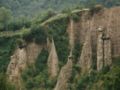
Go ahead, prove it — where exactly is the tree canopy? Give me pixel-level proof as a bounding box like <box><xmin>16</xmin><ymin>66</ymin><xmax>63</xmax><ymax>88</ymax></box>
<box><xmin>0</xmin><ymin>7</ymin><xmax>12</xmax><ymax>31</ymax></box>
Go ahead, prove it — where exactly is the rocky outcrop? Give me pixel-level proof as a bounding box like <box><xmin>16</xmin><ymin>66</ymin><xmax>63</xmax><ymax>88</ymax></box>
<box><xmin>78</xmin><ymin>30</ymin><xmax>92</xmax><ymax>74</ymax></box>
<box><xmin>54</xmin><ymin>54</ymin><xmax>73</xmax><ymax>90</ymax></box>
<box><xmin>47</xmin><ymin>39</ymin><xmax>59</xmax><ymax>78</ymax></box>
<box><xmin>7</xmin><ymin>42</ymin><xmax>43</xmax><ymax>89</ymax></box>
<box><xmin>97</xmin><ymin>27</ymin><xmax>112</xmax><ymax>71</ymax></box>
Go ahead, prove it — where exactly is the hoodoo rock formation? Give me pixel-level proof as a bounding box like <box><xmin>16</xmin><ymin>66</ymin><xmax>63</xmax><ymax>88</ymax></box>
<box><xmin>97</xmin><ymin>27</ymin><xmax>112</xmax><ymax>71</ymax></box>
<box><xmin>54</xmin><ymin>54</ymin><xmax>73</xmax><ymax>90</ymax></box>
<box><xmin>47</xmin><ymin>39</ymin><xmax>59</xmax><ymax>78</ymax></box>
<box><xmin>97</xmin><ymin>27</ymin><xmax>104</xmax><ymax>71</ymax></box>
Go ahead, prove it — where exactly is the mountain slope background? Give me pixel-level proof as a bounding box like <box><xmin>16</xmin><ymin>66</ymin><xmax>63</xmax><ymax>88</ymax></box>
<box><xmin>0</xmin><ymin>0</ymin><xmax>120</xmax><ymax>17</ymax></box>
<box><xmin>0</xmin><ymin>0</ymin><xmax>86</xmax><ymax>17</ymax></box>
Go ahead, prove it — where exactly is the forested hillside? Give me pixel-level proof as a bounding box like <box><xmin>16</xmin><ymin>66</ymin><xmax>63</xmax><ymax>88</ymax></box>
<box><xmin>0</xmin><ymin>0</ymin><xmax>84</xmax><ymax>17</ymax></box>
<box><xmin>0</xmin><ymin>0</ymin><xmax>120</xmax><ymax>17</ymax></box>
<box><xmin>0</xmin><ymin>0</ymin><xmax>119</xmax><ymax>32</ymax></box>
<box><xmin>0</xmin><ymin>0</ymin><xmax>120</xmax><ymax>90</ymax></box>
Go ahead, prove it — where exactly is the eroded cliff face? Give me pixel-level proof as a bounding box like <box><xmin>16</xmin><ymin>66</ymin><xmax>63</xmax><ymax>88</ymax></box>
<box><xmin>51</xmin><ymin>7</ymin><xmax>120</xmax><ymax>89</ymax></box>
<box><xmin>47</xmin><ymin>39</ymin><xmax>59</xmax><ymax>78</ymax></box>
<box><xmin>67</xmin><ymin>7</ymin><xmax>120</xmax><ymax>73</ymax></box>
<box><xmin>7</xmin><ymin>42</ymin><xmax>43</xmax><ymax>89</ymax></box>
<box><xmin>74</xmin><ymin>7</ymin><xmax>120</xmax><ymax>57</ymax></box>
<box><xmin>67</xmin><ymin>19</ymin><xmax>75</xmax><ymax>51</ymax></box>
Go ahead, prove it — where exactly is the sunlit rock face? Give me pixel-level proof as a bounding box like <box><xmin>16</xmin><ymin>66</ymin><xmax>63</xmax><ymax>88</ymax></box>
<box><xmin>47</xmin><ymin>39</ymin><xmax>59</xmax><ymax>78</ymax></box>
<box><xmin>7</xmin><ymin>42</ymin><xmax>43</xmax><ymax>89</ymax></box>
<box><xmin>66</xmin><ymin>7</ymin><xmax>120</xmax><ymax>72</ymax></box>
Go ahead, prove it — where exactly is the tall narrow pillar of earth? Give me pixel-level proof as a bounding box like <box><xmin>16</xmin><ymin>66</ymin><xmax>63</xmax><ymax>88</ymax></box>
<box><xmin>97</xmin><ymin>27</ymin><xmax>104</xmax><ymax>71</ymax></box>
<box><xmin>47</xmin><ymin>39</ymin><xmax>59</xmax><ymax>78</ymax></box>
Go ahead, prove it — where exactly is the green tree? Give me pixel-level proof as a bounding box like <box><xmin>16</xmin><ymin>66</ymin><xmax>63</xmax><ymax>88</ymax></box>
<box><xmin>0</xmin><ymin>7</ymin><xmax>12</xmax><ymax>31</ymax></box>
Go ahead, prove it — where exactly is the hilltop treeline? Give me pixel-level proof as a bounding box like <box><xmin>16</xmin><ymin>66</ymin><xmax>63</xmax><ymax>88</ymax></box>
<box><xmin>0</xmin><ymin>0</ymin><xmax>119</xmax><ymax>17</ymax></box>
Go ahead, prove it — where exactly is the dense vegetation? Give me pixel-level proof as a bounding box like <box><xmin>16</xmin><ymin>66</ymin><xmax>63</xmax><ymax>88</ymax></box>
<box><xmin>0</xmin><ymin>0</ymin><xmax>119</xmax><ymax>31</ymax></box>
<box><xmin>0</xmin><ymin>0</ymin><xmax>120</xmax><ymax>90</ymax></box>
<box><xmin>0</xmin><ymin>37</ymin><xmax>16</xmax><ymax>73</ymax></box>
<box><xmin>0</xmin><ymin>0</ymin><xmax>120</xmax><ymax>17</ymax></box>
<box><xmin>0</xmin><ymin>37</ymin><xmax>18</xmax><ymax>90</ymax></box>
<box><xmin>22</xmin><ymin>25</ymin><xmax>47</xmax><ymax>44</ymax></box>
<box><xmin>47</xmin><ymin>17</ymin><xmax>70</xmax><ymax>66</ymax></box>
<box><xmin>74</xmin><ymin>57</ymin><xmax>120</xmax><ymax>90</ymax></box>
<box><xmin>0</xmin><ymin>7</ymin><xmax>31</xmax><ymax>31</ymax></box>
<box><xmin>22</xmin><ymin>49</ymin><xmax>51</xmax><ymax>90</ymax></box>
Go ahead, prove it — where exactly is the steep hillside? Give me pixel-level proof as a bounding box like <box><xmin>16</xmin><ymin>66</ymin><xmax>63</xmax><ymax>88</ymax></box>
<box><xmin>0</xmin><ymin>6</ymin><xmax>120</xmax><ymax>90</ymax></box>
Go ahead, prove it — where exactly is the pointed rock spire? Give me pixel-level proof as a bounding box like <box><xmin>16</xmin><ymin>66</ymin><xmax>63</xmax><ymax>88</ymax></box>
<box><xmin>47</xmin><ymin>39</ymin><xmax>59</xmax><ymax>78</ymax></box>
<box><xmin>97</xmin><ymin>27</ymin><xmax>104</xmax><ymax>71</ymax></box>
<box><xmin>97</xmin><ymin>27</ymin><xmax>112</xmax><ymax>71</ymax></box>
<box><xmin>54</xmin><ymin>54</ymin><xmax>73</xmax><ymax>90</ymax></box>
